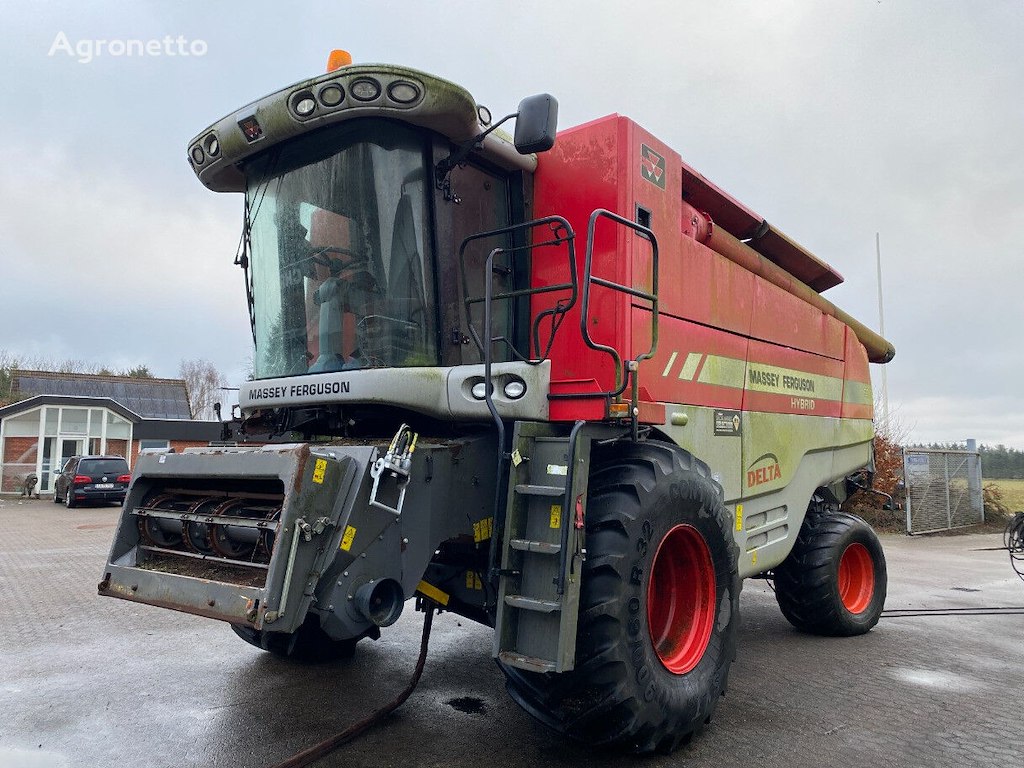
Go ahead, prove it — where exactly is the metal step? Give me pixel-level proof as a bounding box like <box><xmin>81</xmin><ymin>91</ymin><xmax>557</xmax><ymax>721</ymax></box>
<box><xmin>513</xmin><ymin>483</ymin><xmax>565</xmax><ymax>497</ymax></box>
<box><xmin>509</xmin><ymin>538</ymin><xmax>561</xmax><ymax>554</ymax></box>
<box><xmin>493</xmin><ymin>422</ymin><xmax>592</xmax><ymax>674</ymax></box>
<box><xmin>505</xmin><ymin>595</ymin><xmax>562</xmax><ymax>613</ymax></box>
<box><xmin>497</xmin><ymin>651</ymin><xmax>557</xmax><ymax>673</ymax></box>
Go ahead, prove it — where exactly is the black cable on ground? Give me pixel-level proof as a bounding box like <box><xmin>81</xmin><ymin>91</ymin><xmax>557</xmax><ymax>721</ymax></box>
<box><xmin>884</xmin><ymin>514</ymin><xmax>1024</xmax><ymax>616</ymax></box>
<box><xmin>881</xmin><ymin>606</ymin><xmax>1024</xmax><ymax>618</ymax></box>
<box><xmin>757</xmin><ymin>574</ymin><xmax>1024</xmax><ymax>618</ymax></box>
<box><xmin>268</xmin><ymin>602</ymin><xmax>437</xmax><ymax>768</ymax></box>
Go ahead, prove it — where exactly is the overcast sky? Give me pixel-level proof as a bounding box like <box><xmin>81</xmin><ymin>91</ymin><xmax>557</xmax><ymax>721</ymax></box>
<box><xmin>1</xmin><ymin>0</ymin><xmax>1021</xmax><ymax>447</ymax></box>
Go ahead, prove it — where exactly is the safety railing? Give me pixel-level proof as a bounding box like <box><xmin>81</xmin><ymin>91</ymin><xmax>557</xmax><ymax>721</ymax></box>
<box><xmin>458</xmin><ymin>216</ymin><xmax>578</xmax><ymax>365</ymax></box>
<box><xmin>559</xmin><ymin>209</ymin><xmax>659</xmax><ymax>437</ymax></box>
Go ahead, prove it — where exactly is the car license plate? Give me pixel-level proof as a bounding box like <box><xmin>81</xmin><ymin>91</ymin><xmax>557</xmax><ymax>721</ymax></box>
<box><xmin>95</xmin><ymin>483</ymin><xmax>114</xmax><ymax>489</ymax></box>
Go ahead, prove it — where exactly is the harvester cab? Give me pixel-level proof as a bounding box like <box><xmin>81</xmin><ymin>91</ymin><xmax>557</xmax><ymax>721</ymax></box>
<box><xmin>100</xmin><ymin>51</ymin><xmax>894</xmax><ymax>753</ymax></box>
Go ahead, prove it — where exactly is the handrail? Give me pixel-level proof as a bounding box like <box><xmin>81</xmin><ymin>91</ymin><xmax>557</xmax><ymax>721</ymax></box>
<box><xmin>458</xmin><ymin>216</ymin><xmax>578</xmax><ymax>586</ymax></box>
<box><xmin>458</xmin><ymin>216</ymin><xmax>578</xmax><ymax>362</ymax></box>
<box><xmin>576</xmin><ymin>208</ymin><xmax>660</xmax><ymax>401</ymax></box>
<box><xmin>556</xmin><ymin>420</ymin><xmax>586</xmax><ymax>594</ymax></box>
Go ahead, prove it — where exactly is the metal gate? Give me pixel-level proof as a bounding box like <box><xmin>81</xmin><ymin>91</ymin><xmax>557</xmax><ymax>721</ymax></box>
<box><xmin>903</xmin><ymin>448</ymin><xmax>984</xmax><ymax>534</ymax></box>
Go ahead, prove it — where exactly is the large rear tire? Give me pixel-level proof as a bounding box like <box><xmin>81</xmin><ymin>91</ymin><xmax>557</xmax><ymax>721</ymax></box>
<box><xmin>773</xmin><ymin>511</ymin><xmax>886</xmax><ymax>636</ymax></box>
<box><xmin>500</xmin><ymin>441</ymin><xmax>740</xmax><ymax>754</ymax></box>
<box><xmin>231</xmin><ymin>613</ymin><xmax>359</xmax><ymax>662</ymax></box>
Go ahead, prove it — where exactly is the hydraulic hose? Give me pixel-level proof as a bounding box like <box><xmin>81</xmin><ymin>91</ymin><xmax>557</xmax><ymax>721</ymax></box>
<box><xmin>268</xmin><ymin>602</ymin><xmax>437</xmax><ymax>768</ymax></box>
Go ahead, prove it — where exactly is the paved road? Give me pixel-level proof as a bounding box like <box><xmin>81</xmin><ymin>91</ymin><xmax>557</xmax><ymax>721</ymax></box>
<box><xmin>1</xmin><ymin>498</ymin><xmax>1022</xmax><ymax>768</ymax></box>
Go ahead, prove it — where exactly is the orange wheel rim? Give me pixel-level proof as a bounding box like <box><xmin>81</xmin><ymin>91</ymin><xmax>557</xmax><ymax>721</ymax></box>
<box><xmin>647</xmin><ymin>524</ymin><xmax>716</xmax><ymax>675</ymax></box>
<box><xmin>838</xmin><ymin>542</ymin><xmax>875</xmax><ymax>614</ymax></box>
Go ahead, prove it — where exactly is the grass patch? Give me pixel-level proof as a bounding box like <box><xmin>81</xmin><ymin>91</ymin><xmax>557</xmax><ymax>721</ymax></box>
<box><xmin>987</xmin><ymin>478</ymin><xmax>1024</xmax><ymax>514</ymax></box>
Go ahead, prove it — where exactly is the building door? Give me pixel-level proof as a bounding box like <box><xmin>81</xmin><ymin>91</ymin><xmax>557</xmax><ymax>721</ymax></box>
<box><xmin>60</xmin><ymin>438</ymin><xmax>83</xmax><ymax>468</ymax></box>
<box><xmin>40</xmin><ymin>438</ymin><xmax>56</xmax><ymax>493</ymax></box>
<box><xmin>46</xmin><ymin>438</ymin><xmax>84</xmax><ymax>493</ymax></box>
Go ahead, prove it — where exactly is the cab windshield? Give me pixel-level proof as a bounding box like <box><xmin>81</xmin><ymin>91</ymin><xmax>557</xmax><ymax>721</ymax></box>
<box><xmin>245</xmin><ymin>120</ymin><xmax>436</xmax><ymax>379</ymax></box>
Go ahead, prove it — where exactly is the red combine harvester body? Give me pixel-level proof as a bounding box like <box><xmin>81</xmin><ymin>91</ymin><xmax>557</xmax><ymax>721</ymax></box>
<box><xmin>100</xmin><ymin>57</ymin><xmax>894</xmax><ymax>753</ymax></box>
<box><xmin>537</xmin><ymin>114</ymin><xmax>879</xmax><ymax>424</ymax></box>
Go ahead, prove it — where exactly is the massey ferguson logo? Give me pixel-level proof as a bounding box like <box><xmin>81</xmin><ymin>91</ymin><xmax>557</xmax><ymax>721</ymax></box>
<box><xmin>747</xmin><ymin>453</ymin><xmax>782</xmax><ymax>488</ymax></box>
<box><xmin>640</xmin><ymin>144</ymin><xmax>666</xmax><ymax>189</ymax></box>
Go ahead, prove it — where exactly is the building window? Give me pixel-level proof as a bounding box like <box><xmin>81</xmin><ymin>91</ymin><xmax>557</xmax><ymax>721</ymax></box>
<box><xmin>106</xmin><ymin>411</ymin><xmax>132</xmax><ymax>439</ymax></box>
<box><xmin>60</xmin><ymin>407</ymin><xmax>89</xmax><ymax>435</ymax></box>
<box><xmin>139</xmin><ymin>440</ymin><xmax>170</xmax><ymax>451</ymax></box>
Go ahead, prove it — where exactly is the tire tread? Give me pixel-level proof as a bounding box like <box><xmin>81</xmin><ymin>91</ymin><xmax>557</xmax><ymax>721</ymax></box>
<box><xmin>501</xmin><ymin>441</ymin><xmax>740</xmax><ymax>753</ymax></box>
<box><xmin>774</xmin><ymin>511</ymin><xmax>886</xmax><ymax>636</ymax></box>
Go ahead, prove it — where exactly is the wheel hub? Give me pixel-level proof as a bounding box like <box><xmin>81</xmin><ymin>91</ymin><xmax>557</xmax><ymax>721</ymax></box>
<box><xmin>838</xmin><ymin>542</ymin><xmax>874</xmax><ymax>614</ymax></box>
<box><xmin>647</xmin><ymin>524</ymin><xmax>716</xmax><ymax>675</ymax></box>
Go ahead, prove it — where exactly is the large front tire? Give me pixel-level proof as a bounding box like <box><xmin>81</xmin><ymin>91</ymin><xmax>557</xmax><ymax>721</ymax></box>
<box><xmin>501</xmin><ymin>442</ymin><xmax>740</xmax><ymax>754</ymax></box>
<box><xmin>773</xmin><ymin>511</ymin><xmax>886</xmax><ymax>636</ymax></box>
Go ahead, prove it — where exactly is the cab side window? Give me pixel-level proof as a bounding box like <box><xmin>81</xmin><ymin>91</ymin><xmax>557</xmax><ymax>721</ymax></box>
<box><xmin>446</xmin><ymin>163</ymin><xmax>514</xmax><ymax>365</ymax></box>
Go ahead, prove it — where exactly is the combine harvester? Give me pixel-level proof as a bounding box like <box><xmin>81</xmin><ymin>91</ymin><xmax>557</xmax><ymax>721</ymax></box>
<box><xmin>100</xmin><ymin>51</ymin><xmax>894</xmax><ymax>752</ymax></box>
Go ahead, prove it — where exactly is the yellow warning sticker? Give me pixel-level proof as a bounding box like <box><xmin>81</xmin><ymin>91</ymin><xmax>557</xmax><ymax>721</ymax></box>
<box><xmin>312</xmin><ymin>458</ymin><xmax>327</xmax><ymax>484</ymax></box>
<box><xmin>549</xmin><ymin>504</ymin><xmax>562</xmax><ymax>529</ymax></box>
<box><xmin>751</xmin><ymin>550</ymin><xmax>758</xmax><ymax>566</ymax></box>
<box><xmin>735</xmin><ymin>504</ymin><xmax>744</xmax><ymax>532</ymax></box>
<box><xmin>465</xmin><ymin>571</ymin><xmax>483</xmax><ymax>590</ymax></box>
<box><xmin>339</xmin><ymin>525</ymin><xmax>357</xmax><ymax>551</ymax></box>
<box><xmin>511</xmin><ymin>449</ymin><xmax>523</xmax><ymax>467</ymax></box>
<box><xmin>473</xmin><ymin>517</ymin><xmax>493</xmax><ymax>543</ymax></box>
<box><xmin>416</xmin><ymin>580</ymin><xmax>450</xmax><ymax>606</ymax></box>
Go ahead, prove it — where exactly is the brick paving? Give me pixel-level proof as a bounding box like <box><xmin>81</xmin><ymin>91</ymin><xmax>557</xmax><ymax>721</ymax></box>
<box><xmin>1</xmin><ymin>498</ymin><xmax>1022</xmax><ymax>767</ymax></box>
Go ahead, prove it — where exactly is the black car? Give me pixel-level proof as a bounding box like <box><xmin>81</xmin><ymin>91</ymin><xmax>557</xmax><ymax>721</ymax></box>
<box><xmin>53</xmin><ymin>455</ymin><xmax>131</xmax><ymax>508</ymax></box>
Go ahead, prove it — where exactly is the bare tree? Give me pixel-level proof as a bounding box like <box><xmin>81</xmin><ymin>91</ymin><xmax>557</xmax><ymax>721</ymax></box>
<box><xmin>179</xmin><ymin>358</ymin><xmax>226</xmax><ymax>420</ymax></box>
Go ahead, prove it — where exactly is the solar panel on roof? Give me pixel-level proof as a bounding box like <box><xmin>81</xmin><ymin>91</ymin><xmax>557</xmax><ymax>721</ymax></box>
<box><xmin>15</xmin><ymin>374</ymin><xmax>192</xmax><ymax>419</ymax></box>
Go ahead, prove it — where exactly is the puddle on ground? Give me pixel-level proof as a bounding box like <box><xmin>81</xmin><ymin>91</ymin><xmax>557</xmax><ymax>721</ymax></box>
<box><xmin>446</xmin><ymin>696</ymin><xmax>487</xmax><ymax>715</ymax></box>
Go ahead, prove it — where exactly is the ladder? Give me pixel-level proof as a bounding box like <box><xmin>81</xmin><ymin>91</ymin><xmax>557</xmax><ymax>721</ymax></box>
<box><xmin>494</xmin><ymin>422</ymin><xmax>590</xmax><ymax>673</ymax></box>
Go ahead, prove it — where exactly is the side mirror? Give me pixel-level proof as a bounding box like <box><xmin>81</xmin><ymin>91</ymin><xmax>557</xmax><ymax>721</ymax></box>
<box><xmin>514</xmin><ymin>93</ymin><xmax>558</xmax><ymax>154</ymax></box>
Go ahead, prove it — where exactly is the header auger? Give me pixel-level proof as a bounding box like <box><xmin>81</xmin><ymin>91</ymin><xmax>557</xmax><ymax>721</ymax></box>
<box><xmin>101</xmin><ymin>50</ymin><xmax>893</xmax><ymax>752</ymax></box>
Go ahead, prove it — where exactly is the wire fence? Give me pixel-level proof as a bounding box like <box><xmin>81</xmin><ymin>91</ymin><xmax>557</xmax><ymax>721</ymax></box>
<box><xmin>903</xmin><ymin>448</ymin><xmax>984</xmax><ymax>534</ymax></box>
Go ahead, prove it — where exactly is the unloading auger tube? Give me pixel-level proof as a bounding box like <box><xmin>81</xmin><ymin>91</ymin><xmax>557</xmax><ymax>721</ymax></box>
<box><xmin>685</xmin><ymin>206</ymin><xmax>895</xmax><ymax>363</ymax></box>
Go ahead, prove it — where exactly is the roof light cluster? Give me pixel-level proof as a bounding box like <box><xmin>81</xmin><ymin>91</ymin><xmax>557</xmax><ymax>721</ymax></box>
<box><xmin>185</xmin><ymin>50</ymin><xmax>500</xmax><ymax>190</ymax></box>
<box><xmin>189</xmin><ymin>130</ymin><xmax>222</xmax><ymax>167</ymax></box>
<box><xmin>286</xmin><ymin>75</ymin><xmax>424</xmax><ymax>122</ymax></box>
<box><xmin>187</xmin><ymin>73</ymin><xmax>425</xmax><ymax>169</ymax></box>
